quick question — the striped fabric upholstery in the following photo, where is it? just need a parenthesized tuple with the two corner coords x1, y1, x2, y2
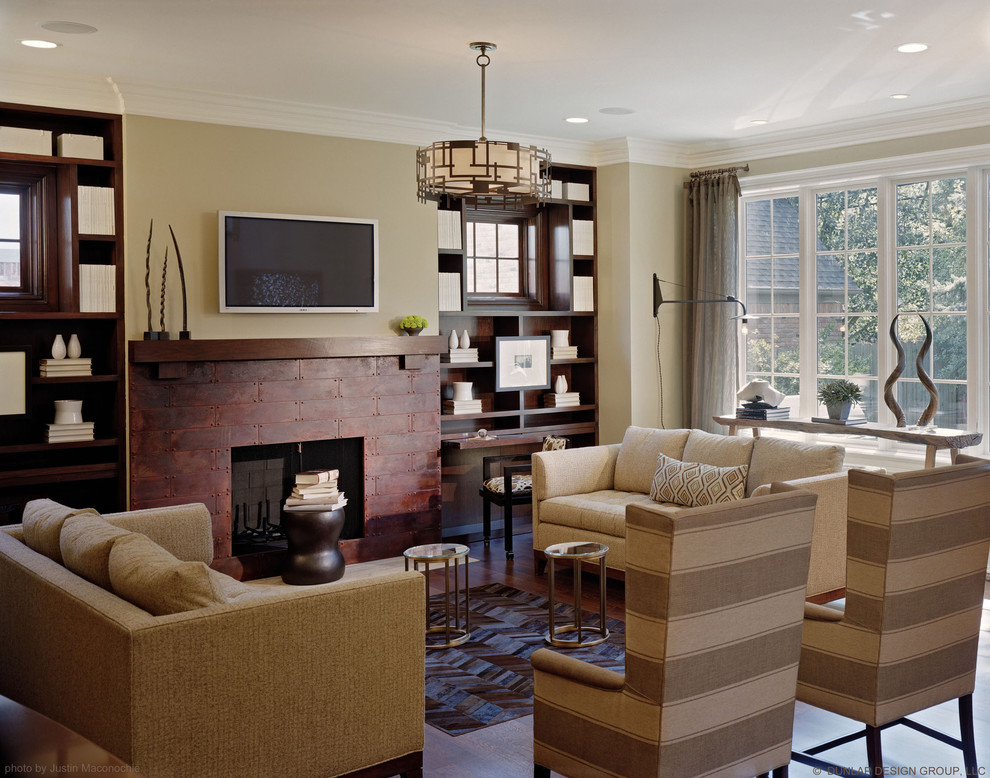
(532, 486, 818, 777)
(797, 457, 990, 727)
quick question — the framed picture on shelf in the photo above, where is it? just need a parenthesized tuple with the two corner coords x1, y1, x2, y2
(0, 345, 30, 417)
(495, 336, 550, 392)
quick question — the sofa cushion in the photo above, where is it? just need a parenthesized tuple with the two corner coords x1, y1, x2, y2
(541, 490, 664, 537)
(614, 427, 691, 493)
(108, 532, 228, 616)
(650, 454, 748, 507)
(745, 436, 845, 496)
(60, 513, 132, 590)
(21, 499, 101, 564)
(681, 429, 755, 468)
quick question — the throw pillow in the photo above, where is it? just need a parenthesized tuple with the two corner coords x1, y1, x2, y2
(614, 426, 692, 493)
(21, 499, 101, 564)
(60, 513, 132, 590)
(650, 454, 748, 507)
(108, 532, 227, 616)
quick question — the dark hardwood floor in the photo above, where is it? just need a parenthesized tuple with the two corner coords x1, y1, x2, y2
(422, 532, 990, 776)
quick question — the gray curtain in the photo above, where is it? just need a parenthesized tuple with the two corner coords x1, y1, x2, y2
(684, 173, 741, 432)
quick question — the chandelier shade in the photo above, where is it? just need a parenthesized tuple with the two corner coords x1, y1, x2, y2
(416, 42, 551, 206)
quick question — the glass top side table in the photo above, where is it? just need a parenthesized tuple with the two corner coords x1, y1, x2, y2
(404, 543, 470, 649)
(544, 541, 610, 648)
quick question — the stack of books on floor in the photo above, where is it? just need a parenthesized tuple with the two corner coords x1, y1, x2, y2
(735, 406, 791, 420)
(545, 391, 581, 407)
(552, 346, 578, 360)
(46, 422, 94, 443)
(284, 468, 347, 509)
(443, 399, 482, 414)
(441, 348, 478, 363)
(39, 358, 92, 377)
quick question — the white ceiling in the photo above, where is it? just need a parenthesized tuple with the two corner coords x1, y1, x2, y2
(3, 0, 990, 166)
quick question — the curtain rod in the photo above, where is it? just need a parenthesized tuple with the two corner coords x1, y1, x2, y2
(688, 164, 750, 179)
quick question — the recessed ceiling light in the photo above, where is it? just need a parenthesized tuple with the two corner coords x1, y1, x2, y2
(896, 42, 928, 53)
(750, 119, 769, 125)
(598, 107, 635, 116)
(890, 93, 910, 99)
(41, 21, 98, 34)
(20, 39, 60, 49)
(565, 117, 589, 124)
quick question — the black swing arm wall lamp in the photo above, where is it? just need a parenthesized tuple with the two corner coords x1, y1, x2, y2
(652, 274, 751, 328)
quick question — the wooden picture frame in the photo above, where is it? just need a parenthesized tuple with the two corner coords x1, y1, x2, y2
(0, 345, 30, 417)
(495, 335, 550, 392)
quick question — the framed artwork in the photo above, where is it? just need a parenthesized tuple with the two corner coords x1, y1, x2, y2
(0, 345, 30, 417)
(495, 336, 550, 392)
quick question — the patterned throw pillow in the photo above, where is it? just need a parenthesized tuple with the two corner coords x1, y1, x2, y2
(649, 453, 748, 507)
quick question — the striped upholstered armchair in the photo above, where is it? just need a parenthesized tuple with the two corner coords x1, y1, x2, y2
(531, 485, 818, 777)
(791, 455, 990, 773)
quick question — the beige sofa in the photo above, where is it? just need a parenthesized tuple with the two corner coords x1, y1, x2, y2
(532, 426, 849, 599)
(0, 500, 425, 778)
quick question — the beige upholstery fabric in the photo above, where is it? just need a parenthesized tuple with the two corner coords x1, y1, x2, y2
(60, 513, 132, 590)
(0, 504, 425, 778)
(613, 427, 690, 493)
(649, 453, 747, 506)
(108, 533, 227, 616)
(746, 435, 845, 496)
(104, 503, 214, 564)
(21, 499, 99, 564)
(681, 427, 755, 469)
(532, 487, 818, 777)
(797, 457, 990, 728)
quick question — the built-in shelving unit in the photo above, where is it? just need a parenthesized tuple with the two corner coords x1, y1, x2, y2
(0, 102, 125, 523)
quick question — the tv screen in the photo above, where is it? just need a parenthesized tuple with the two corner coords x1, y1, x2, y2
(219, 211, 379, 313)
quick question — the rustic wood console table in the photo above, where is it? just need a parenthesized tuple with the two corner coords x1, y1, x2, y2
(714, 416, 983, 468)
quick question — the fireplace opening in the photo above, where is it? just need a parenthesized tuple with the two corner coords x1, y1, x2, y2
(230, 437, 364, 556)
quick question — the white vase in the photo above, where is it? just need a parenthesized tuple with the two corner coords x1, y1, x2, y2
(67, 333, 82, 359)
(550, 330, 570, 349)
(452, 382, 473, 402)
(460, 330, 470, 349)
(53, 399, 83, 425)
(448, 330, 459, 350)
(555, 375, 568, 394)
(51, 334, 66, 360)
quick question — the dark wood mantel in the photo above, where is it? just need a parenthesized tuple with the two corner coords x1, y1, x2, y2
(130, 335, 447, 363)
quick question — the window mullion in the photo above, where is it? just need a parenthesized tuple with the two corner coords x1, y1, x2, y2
(968, 167, 988, 452)
(798, 185, 817, 419)
(876, 176, 897, 431)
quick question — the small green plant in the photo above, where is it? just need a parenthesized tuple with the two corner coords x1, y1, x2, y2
(817, 379, 863, 407)
(400, 314, 428, 330)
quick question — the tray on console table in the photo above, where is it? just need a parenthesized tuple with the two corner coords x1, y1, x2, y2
(714, 415, 982, 469)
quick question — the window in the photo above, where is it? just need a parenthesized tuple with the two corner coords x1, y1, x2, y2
(0, 163, 56, 307)
(466, 219, 524, 295)
(0, 191, 21, 288)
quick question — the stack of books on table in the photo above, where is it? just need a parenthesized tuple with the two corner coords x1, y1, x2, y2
(735, 406, 790, 420)
(441, 348, 478, 363)
(46, 422, 94, 443)
(443, 399, 482, 415)
(40, 358, 92, 377)
(810, 416, 868, 426)
(552, 346, 578, 360)
(545, 391, 581, 407)
(284, 469, 347, 509)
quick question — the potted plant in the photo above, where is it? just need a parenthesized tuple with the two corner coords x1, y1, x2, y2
(817, 379, 863, 420)
(400, 314, 428, 336)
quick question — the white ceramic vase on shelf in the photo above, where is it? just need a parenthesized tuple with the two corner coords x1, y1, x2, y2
(550, 330, 570, 348)
(67, 334, 82, 359)
(461, 330, 470, 349)
(452, 382, 473, 401)
(51, 334, 66, 360)
(53, 400, 83, 425)
(448, 330, 459, 350)
(555, 375, 568, 394)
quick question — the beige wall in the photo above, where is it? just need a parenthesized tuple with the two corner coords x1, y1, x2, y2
(123, 115, 438, 341)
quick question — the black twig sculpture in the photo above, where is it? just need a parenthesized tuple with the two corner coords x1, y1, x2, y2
(169, 225, 190, 339)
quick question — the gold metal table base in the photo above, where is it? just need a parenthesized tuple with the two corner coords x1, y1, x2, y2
(544, 542, 609, 648)
(404, 543, 470, 650)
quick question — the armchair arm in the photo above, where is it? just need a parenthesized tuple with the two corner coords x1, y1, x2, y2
(531, 647, 625, 691)
(532, 444, 620, 501)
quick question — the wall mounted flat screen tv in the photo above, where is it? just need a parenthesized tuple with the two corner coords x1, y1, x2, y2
(219, 211, 379, 313)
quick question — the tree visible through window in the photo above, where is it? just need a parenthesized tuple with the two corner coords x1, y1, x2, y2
(0, 192, 20, 288)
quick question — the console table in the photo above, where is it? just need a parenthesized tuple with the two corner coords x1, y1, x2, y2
(714, 416, 983, 468)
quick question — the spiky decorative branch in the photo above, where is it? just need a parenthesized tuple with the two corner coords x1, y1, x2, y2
(144, 219, 154, 333)
(169, 225, 188, 334)
(160, 245, 168, 333)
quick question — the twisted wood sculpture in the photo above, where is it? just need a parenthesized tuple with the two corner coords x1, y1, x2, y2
(883, 313, 938, 427)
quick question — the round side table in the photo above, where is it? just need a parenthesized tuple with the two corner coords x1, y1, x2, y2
(544, 541, 609, 647)
(281, 507, 346, 585)
(404, 543, 470, 649)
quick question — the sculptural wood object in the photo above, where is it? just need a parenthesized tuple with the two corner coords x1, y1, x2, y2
(883, 313, 938, 427)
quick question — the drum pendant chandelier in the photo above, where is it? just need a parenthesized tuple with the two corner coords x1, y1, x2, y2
(416, 42, 551, 206)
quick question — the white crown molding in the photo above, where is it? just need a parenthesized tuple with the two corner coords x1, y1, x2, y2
(0, 69, 120, 114)
(592, 138, 693, 168)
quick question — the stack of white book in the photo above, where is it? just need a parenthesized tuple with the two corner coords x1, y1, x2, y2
(552, 346, 578, 360)
(573, 277, 595, 311)
(40, 357, 92, 377)
(439, 272, 462, 312)
(443, 399, 482, 415)
(442, 347, 478, 363)
(79, 264, 116, 312)
(437, 210, 462, 250)
(77, 186, 115, 235)
(544, 392, 581, 408)
(572, 220, 595, 255)
(284, 468, 347, 509)
(46, 422, 94, 443)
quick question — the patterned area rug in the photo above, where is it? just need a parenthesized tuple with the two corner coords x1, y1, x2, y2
(425, 582, 625, 736)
